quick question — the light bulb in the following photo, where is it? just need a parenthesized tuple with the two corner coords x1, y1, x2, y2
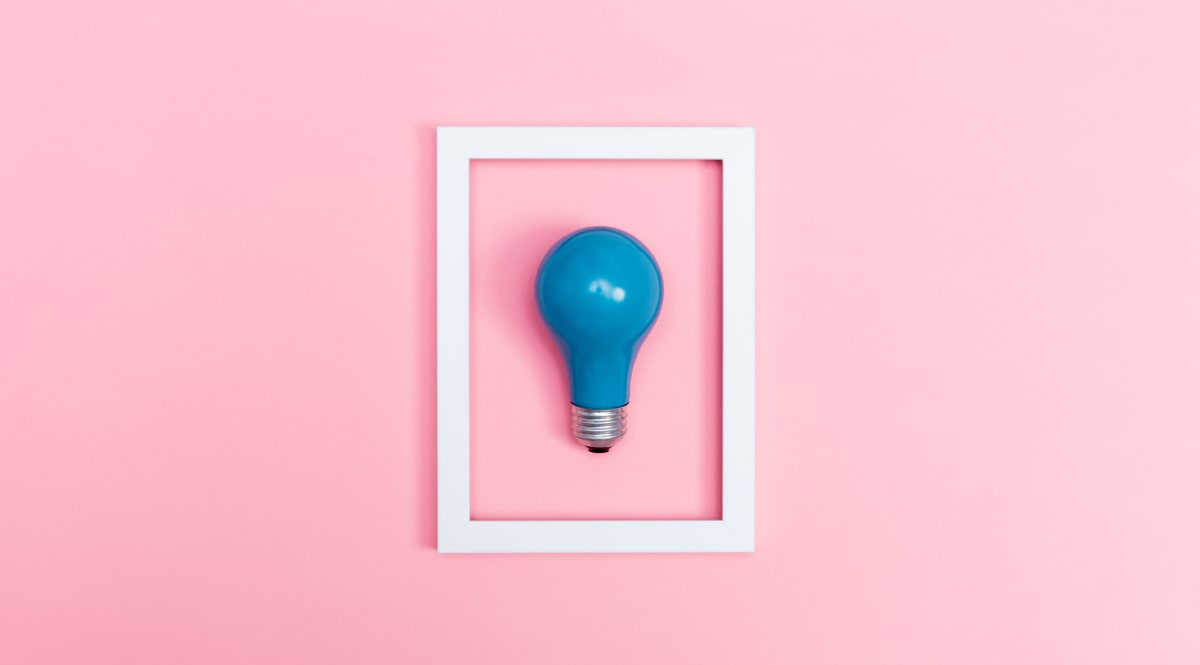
(535, 227, 663, 453)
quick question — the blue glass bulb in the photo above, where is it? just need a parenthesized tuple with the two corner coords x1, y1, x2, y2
(535, 227, 664, 452)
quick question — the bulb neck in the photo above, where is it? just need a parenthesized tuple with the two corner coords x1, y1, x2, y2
(571, 405, 627, 452)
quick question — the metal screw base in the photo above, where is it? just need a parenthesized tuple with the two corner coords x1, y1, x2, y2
(571, 405, 627, 452)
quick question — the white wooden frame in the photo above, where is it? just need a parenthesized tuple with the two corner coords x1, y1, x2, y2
(437, 126, 755, 553)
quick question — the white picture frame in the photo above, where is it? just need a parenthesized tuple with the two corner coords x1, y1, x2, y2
(437, 126, 755, 553)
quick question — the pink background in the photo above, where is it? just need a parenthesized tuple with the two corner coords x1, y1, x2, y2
(2, 0, 1199, 663)
(470, 160, 722, 520)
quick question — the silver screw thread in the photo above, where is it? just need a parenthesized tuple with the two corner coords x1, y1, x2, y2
(571, 405, 628, 452)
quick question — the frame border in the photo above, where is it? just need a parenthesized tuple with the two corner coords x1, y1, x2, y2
(437, 126, 755, 553)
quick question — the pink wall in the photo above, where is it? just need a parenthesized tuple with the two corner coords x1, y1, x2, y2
(470, 160, 724, 520)
(3, 1, 1199, 663)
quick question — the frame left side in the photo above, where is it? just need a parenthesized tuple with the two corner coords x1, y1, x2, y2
(436, 128, 472, 551)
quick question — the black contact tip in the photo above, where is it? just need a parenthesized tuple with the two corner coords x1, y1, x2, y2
(587, 446, 610, 454)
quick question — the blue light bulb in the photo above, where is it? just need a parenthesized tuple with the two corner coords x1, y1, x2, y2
(536, 227, 664, 453)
